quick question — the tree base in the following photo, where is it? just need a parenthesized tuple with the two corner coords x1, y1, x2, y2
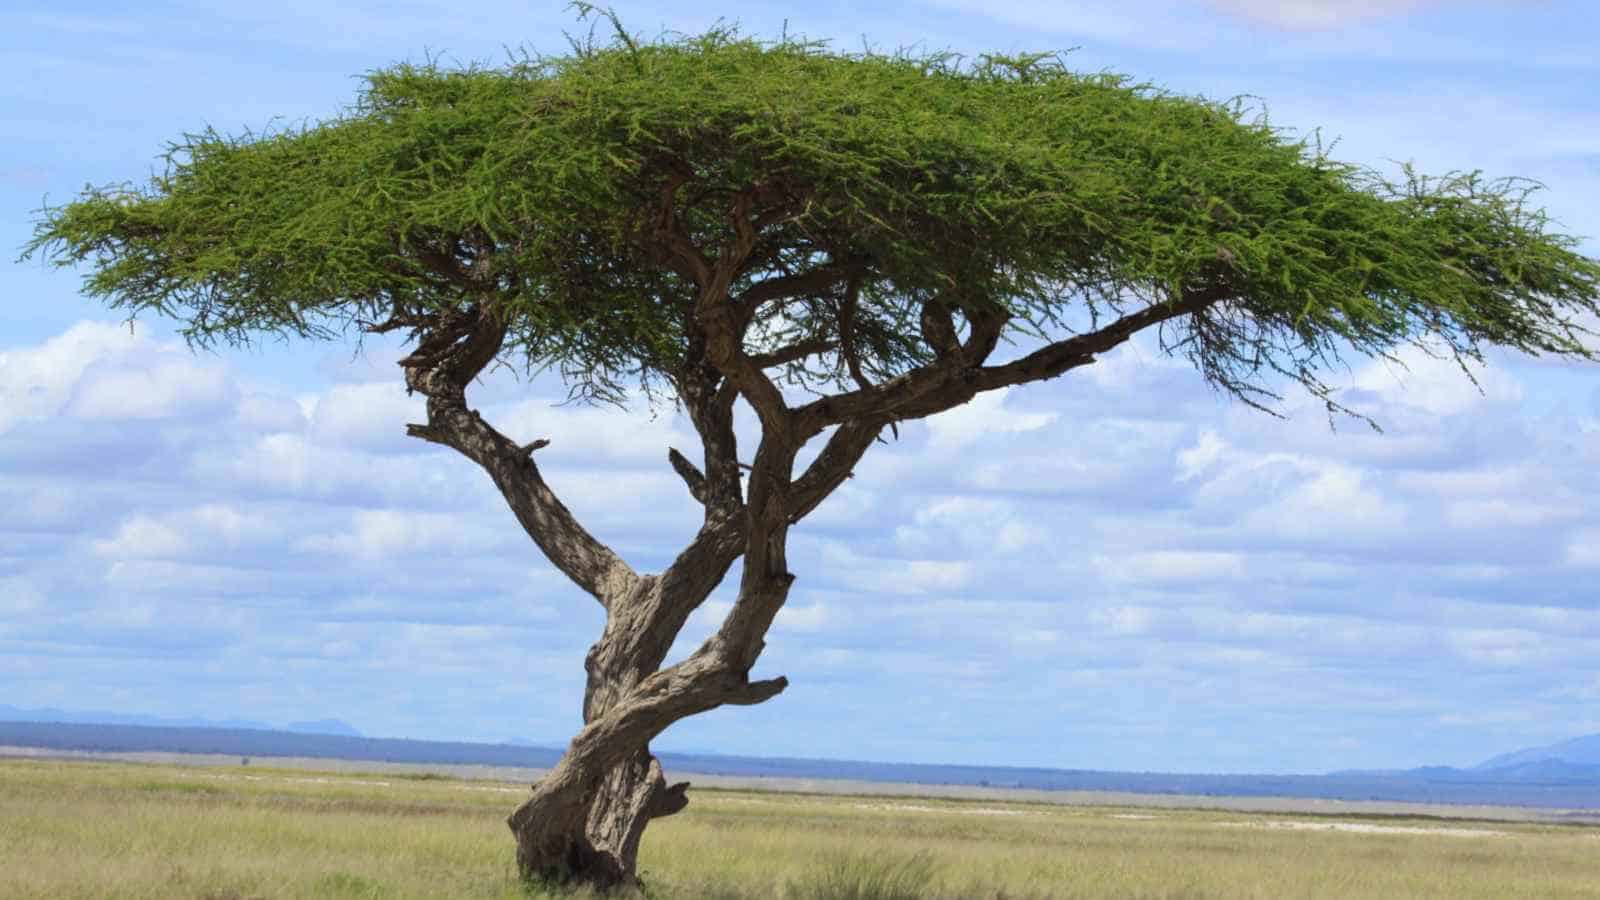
(510, 748, 688, 891)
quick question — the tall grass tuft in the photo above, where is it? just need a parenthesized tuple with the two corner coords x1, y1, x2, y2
(784, 850, 938, 900)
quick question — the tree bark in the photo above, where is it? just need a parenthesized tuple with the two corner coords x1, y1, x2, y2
(505, 637, 782, 889)
(506, 528, 756, 889)
(508, 689, 687, 889)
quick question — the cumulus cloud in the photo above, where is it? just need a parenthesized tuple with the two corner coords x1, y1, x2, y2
(8, 295, 1600, 770)
(0, 322, 237, 431)
(1093, 551, 1248, 584)
(296, 509, 505, 561)
(305, 381, 425, 451)
(923, 387, 1058, 451)
(93, 516, 191, 560)
(893, 496, 1039, 556)
(68, 356, 234, 421)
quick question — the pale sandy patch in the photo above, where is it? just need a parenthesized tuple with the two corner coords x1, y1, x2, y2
(852, 802, 1027, 816)
(1214, 820, 1509, 838)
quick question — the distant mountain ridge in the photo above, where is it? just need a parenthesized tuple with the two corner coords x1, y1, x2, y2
(1313, 732, 1600, 784)
(1475, 733, 1600, 770)
(3, 719, 1600, 811)
(285, 718, 363, 737)
(7, 704, 1598, 785)
(0, 705, 362, 739)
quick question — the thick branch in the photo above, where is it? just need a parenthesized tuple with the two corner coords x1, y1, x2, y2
(695, 283, 794, 438)
(962, 283, 1231, 393)
(399, 306, 639, 608)
(789, 418, 883, 523)
(701, 435, 801, 674)
(649, 172, 713, 288)
(667, 447, 708, 504)
(797, 284, 1228, 432)
(836, 273, 872, 391)
(675, 361, 744, 515)
(919, 297, 961, 359)
(412, 241, 481, 290)
(733, 264, 854, 309)
(706, 188, 765, 304)
(747, 335, 835, 369)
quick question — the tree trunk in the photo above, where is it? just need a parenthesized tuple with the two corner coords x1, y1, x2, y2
(505, 585, 789, 890)
(510, 745, 684, 890)
(508, 581, 702, 891)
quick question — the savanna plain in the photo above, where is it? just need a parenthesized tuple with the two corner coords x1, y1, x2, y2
(2, 758, 1596, 900)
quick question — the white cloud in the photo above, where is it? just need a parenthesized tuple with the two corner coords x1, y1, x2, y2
(297, 509, 495, 561)
(1176, 429, 1227, 482)
(1238, 458, 1407, 543)
(99, 559, 267, 595)
(812, 537, 975, 596)
(91, 503, 281, 565)
(68, 357, 232, 421)
(923, 387, 1057, 451)
(1092, 605, 1155, 636)
(1350, 343, 1522, 418)
(1447, 627, 1545, 666)
(1393, 465, 1534, 498)
(194, 431, 468, 508)
(94, 515, 190, 560)
(0, 319, 237, 431)
(307, 381, 424, 450)
(0, 321, 146, 430)
(1444, 497, 1578, 530)
(1094, 551, 1248, 584)
(234, 391, 308, 432)
(1565, 530, 1600, 568)
(775, 603, 831, 633)
(902, 560, 972, 592)
(894, 496, 1040, 556)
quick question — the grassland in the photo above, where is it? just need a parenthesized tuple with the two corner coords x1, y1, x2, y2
(1, 758, 1596, 900)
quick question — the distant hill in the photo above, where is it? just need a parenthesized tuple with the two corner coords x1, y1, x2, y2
(0, 720, 563, 769)
(1475, 733, 1600, 770)
(1476, 759, 1600, 782)
(284, 719, 363, 737)
(0, 704, 270, 731)
(3, 720, 1600, 810)
(0, 705, 360, 738)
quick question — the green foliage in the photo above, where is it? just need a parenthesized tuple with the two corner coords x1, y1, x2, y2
(24, 11, 1600, 414)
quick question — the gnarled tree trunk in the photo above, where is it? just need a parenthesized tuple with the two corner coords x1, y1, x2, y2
(505, 535, 776, 889)
(392, 275, 892, 891)
(507, 593, 695, 890)
(507, 701, 687, 887)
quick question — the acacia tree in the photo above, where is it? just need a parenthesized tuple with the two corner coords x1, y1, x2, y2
(27, 16, 1600, 889)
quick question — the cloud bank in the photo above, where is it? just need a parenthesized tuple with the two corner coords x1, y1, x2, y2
(3, 316, 1598, 773)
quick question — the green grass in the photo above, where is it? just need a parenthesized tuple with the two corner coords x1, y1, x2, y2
(1, 758, 1596, 899)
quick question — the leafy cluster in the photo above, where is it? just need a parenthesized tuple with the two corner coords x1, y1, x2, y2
(25, 14, 1600, 413)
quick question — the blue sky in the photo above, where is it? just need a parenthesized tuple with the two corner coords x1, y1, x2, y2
(3, 0, 1598, 775)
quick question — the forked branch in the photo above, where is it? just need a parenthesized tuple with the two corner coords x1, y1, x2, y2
(797, 283, 1231, 432)
(395, 305, 640, 608)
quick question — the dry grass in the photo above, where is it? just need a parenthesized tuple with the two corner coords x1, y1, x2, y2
(1, 758, 1596, 899)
